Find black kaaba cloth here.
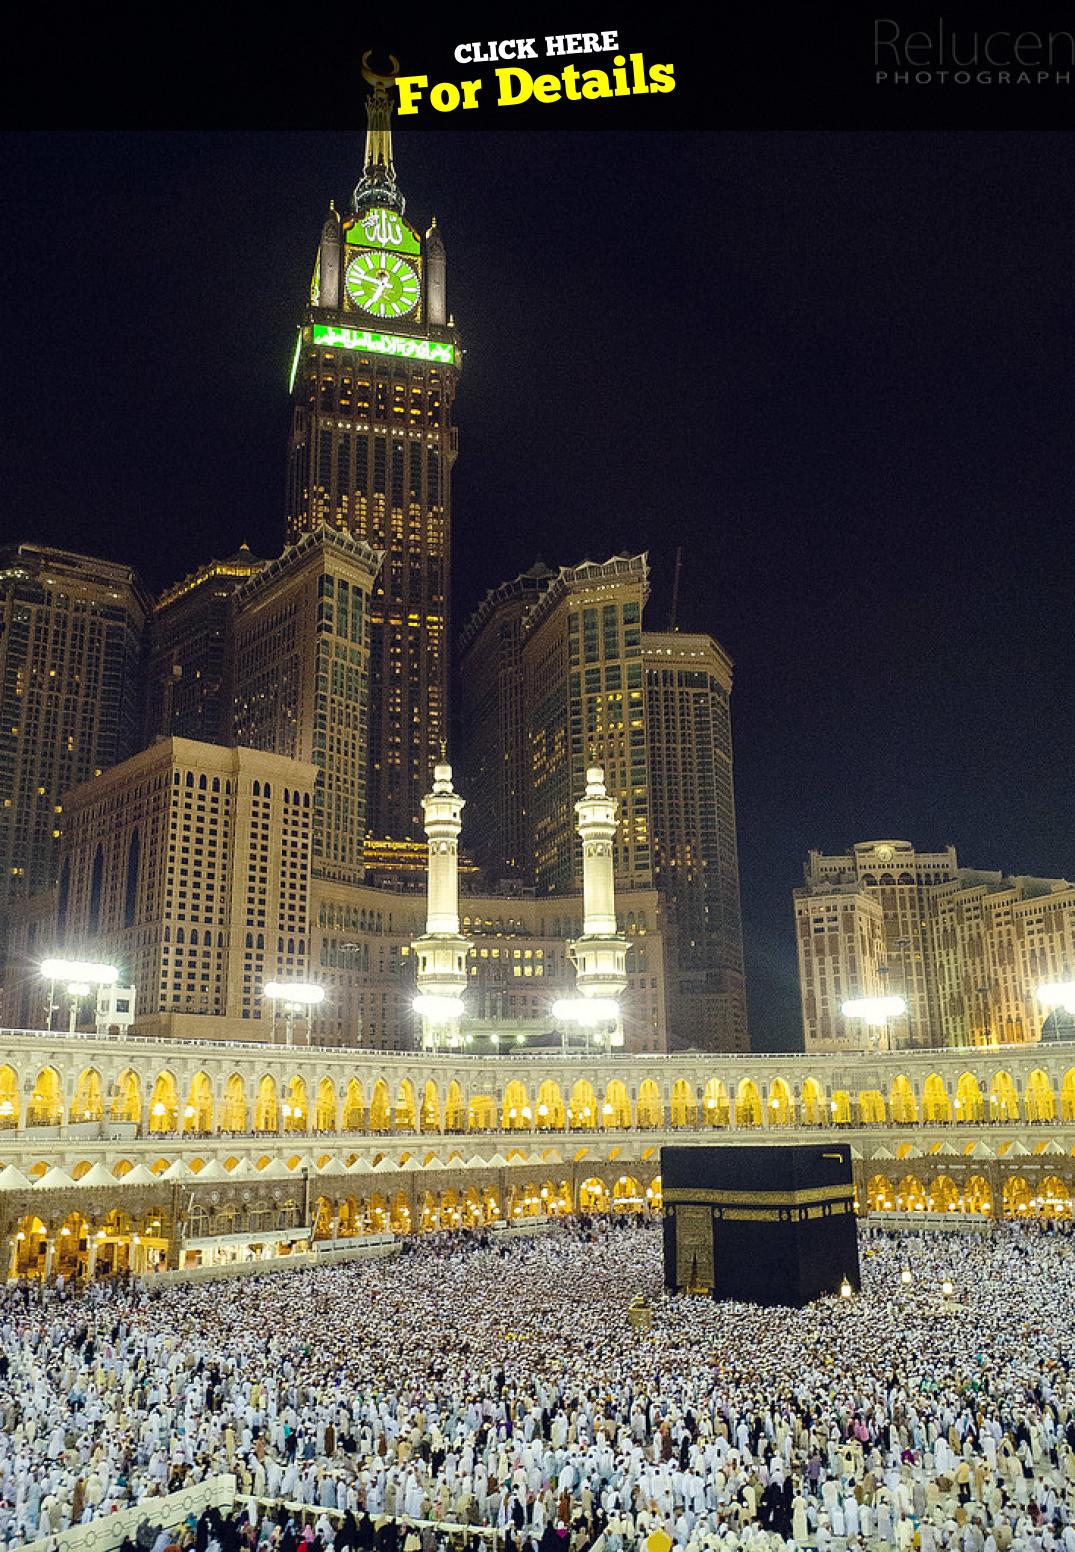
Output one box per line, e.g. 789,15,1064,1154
661,1144,859,1306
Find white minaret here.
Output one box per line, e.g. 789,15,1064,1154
412,751,470,1050
567,764,629,1048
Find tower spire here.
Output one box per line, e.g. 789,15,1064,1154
354,53,405,216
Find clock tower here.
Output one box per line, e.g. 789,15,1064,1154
285,56,460,846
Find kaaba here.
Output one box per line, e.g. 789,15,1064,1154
662,1144,860,1306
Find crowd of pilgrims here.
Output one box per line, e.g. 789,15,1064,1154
0,1217,1073,1552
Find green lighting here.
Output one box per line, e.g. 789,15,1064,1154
312,323,454,364
288,328,302,392
343,206,420,256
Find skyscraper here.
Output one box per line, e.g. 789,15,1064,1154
523,555,652,897
3,738,316,1036
284,61,460,845
147,544,265,745
230,526,382,887
796,840,1075,1051
643,632,748,1051
798,841,959,1047
0,543,149,914
460,560,555,882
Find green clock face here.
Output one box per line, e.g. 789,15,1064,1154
345,250,420,319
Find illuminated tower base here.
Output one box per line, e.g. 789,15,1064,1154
412,755,470,1050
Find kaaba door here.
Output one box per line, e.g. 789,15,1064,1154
674,1203,713,1291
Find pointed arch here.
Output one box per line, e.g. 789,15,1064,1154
612,1174,644,1212
27,1066,63,1126
964,1174,992,1215
800,1077,825,1126
182,1072,213,1133
1061,1067,1075,1123
579,1176,609,1211
444,1080,466,1132
1023,1068,1056,1122
343,1078,366,1131
254,1075,278,1132
889,1074,918,1124
921,1073,952,1123
220,1073,248,1132
148,1072,179,1133
830,1090,852,1125
394,1078,417,1131
955,1072,985,1123
701,1078,728,1127
0,1065,19,1128
467,1094,496,1131
670,1079,698,1128
1038,1175,1072,1217
72,1067,103,1123
369,1079,392,1132
988,1070,1019,1122
501,1080,531,1130
420,1080,441,1133
857,1089,886,1124
315,1077,337,1133
896,1173,926,1211
735,1078,762,1128
602,1080,631,1129
1002,1175,1031,1217
109,1068,141,1125
865,1174,893,1211
569,1080,597,1129
312,1196,334,1241
929,1174,960,1212
768,1078,794,1127
535,1080,564,1130
636,1079,663,1128
284,1076,309,1132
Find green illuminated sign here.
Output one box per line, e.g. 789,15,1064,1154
344,206,421,256
312,323,454,364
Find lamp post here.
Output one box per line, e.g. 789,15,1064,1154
551,997,622,1056
1036,981,1075,1041
40,958,119,1036
264,982,325,1047
564,766,628,1052
841,995,908,1052
411,754,469,1051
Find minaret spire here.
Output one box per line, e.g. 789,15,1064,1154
566,764,629,1050
411,753,470,1051
354,53,405,217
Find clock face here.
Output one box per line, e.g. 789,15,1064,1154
345,250,420,319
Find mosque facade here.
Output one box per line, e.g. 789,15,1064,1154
0,1031,1072,1281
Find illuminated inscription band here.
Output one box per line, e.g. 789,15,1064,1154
312,323,454,364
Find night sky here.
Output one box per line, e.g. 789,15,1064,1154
3,130,1073,1050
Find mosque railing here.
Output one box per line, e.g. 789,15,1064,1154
18,1475,238,1552
1,1025,1073,1063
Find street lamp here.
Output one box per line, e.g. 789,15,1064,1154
551,996,621,1054
264,981,325,1047
841,995,908,1052
411,993,465,1052
1036,982,1075,1040
40,958,119,1034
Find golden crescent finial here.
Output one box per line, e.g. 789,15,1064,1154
361,51,400,87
